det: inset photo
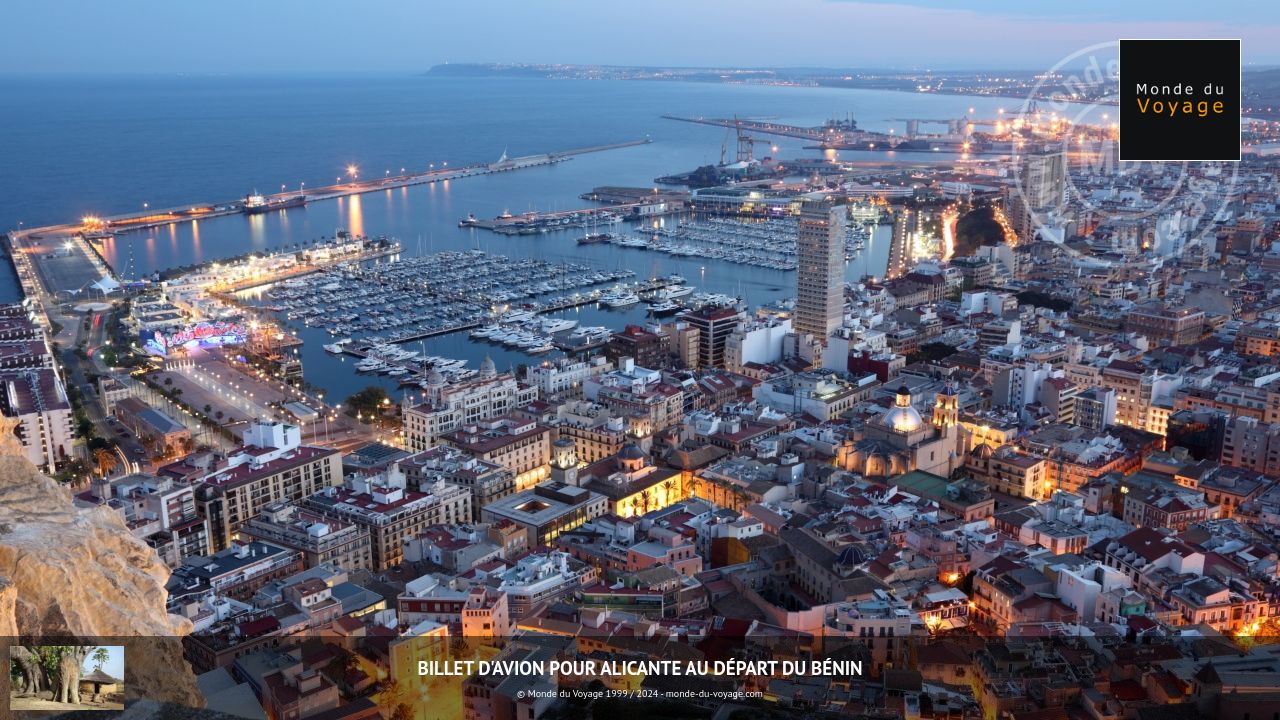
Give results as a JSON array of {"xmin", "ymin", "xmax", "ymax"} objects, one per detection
[{"xmin": 9, "ymin": 645, "xmax": 125, "ymax": 714}]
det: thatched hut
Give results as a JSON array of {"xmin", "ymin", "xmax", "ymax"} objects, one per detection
[{"xmin": 78, "ymin": 668, "xmax": 122, "ymax": 701}]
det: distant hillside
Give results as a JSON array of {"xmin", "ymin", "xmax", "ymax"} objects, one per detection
[
  {"xmin": 1245, "ymin": 67, "xmax": 1280, "ymax": 118},
  {"xmin": 426, "ymin": 63, "xmax": 558, "ymax": 78}
]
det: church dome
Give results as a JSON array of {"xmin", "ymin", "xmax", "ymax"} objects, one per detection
[
  {"xmin": 619, "ymin": 443, "xmax": 647, "ymax": 460},
  {"xmin": 837, "ymin": 545, "xmax": 866, "ymax": 566},
  {"xmin": 427, "ymin": 368, "xmax": 445, "ymax": 386},
  {"xmin": 881, "ymin": 405, "xmax": 923, "ymax": 432},
  {"xmin": 882, "ymin": 387, "xmax": 924, "ymax": 433},
  {"xmin": 480, "ymin": 355, "xmax": 497, "ymax": 378}
]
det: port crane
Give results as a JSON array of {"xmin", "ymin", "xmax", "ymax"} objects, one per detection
[{"xmin": 718, "ymin": 116, "xmax": 755, "ymax": 166}]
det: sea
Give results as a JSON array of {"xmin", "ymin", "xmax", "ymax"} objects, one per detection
[{"xmin": 0, "ymin": 74, "xmax": 1078, "ymax": 400}]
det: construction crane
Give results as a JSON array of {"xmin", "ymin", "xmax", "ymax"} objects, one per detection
[{"xmin": 735, "ymin": 116, "xmax": 754, "ymax": 164}]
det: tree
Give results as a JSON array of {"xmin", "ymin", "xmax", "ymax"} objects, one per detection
[
  {"xmin": 389, "ymin": 704, "xmax": 413, "ymax": 720},
  {"xmin": 215, "ymin": 410, "xmax": 224, "ymax": 421},
  {"xmin": 163, "ymin": 377, "xmax": 173, "ymax": 387},
  {"xmin": 19, "ymin": 646, "xmax": 90, "ymax": 704},
  {"xmin": 377, "ymin": 678, "xmax": 407, "ymax": 710},
  {"xmin": 203, "ymin": 404, "xmax": 213, "ymax": 415},
  {"xmin": 90, "ymin": 647, "xmax": 110, "ymax": 671},
  {"xmin": 93, "ymin": 447, "xmax": 118, "ymax": 478},
  {"xmin": 344, "ymin": 385, "xmax": 391, "ymax": 420}
]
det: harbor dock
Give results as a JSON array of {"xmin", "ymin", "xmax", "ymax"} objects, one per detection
[{"xmin": 7, "ymin": 138, "xmax": 654, "ymax": 301}]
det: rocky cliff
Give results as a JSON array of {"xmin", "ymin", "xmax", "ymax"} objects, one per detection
[{"xmin": 0, "ymin": 416, "xmax": 203, "ymax": 710}]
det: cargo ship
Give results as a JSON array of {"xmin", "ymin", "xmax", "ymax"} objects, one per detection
[{"xmin": 243, "ymin": 192, "xmax": 307, "ymax": 214}]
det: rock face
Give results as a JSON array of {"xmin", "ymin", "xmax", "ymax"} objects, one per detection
[{"xmin": 0, "ymin": 416, "xmax": 203, "ymax": 709}]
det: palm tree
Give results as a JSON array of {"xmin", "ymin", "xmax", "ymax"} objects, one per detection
[
  {"xmin": 664, "ymin": 479, "xmax": 679, "ymax": 504},
  {"xmin": 93, "ymin": 447, "xmax": 118, "ymax": 478}
]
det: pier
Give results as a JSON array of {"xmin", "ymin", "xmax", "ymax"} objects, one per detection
[
  {"xmin": 89, "ymin": 138, "xmax": 656, "ymax": 236},
  {"xmin": 464, "ymin": 200, "xmax": 683, "ymax": 235},
  {"xmin": 7, "ymin": 138, "xmax": 654, "ymax": 300}
]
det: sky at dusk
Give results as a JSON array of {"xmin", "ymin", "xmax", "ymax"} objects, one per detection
[{"xmin": 2, "ymin": 0, "xmax": 1278, "ymax": 74}]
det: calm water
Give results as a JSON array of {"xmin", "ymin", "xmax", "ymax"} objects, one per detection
[{"xmin": 0, "ymin": 74, "xmax": 1078, "ymax": 399}]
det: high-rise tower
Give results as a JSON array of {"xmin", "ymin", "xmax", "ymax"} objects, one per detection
[{"xmin": 795, "ymin": 200, "xmax": 845, "ymax": 341}]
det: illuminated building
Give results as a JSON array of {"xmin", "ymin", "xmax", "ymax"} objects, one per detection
[
  {"xmin": 835, "ymin": 384, "xmax": 964, "ymax": 478},
  {"xmin": 402, "ymin": 363, "xmax": 538, "ymax": 451},
  {"xmin": 576, "ymin": 443, "xmax": 684, "ymax": 519},
  {"xmin": 438, "ymin": 416, "xmax": 552, "ymax": 493}
]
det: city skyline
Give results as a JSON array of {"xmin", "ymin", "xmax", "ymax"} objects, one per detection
[{"xmin": 6, "ymin": 6, "xmax": 1280, "ymax": 720}]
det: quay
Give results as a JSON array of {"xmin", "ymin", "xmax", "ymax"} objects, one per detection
[
  {"xmin": 6, "ymin": 138, "xmax": 654, "ymax": 301},
  {"xmin": 82, "ymin": 137, "xmax": 655, "ymax": 237},
  {"xmin": 662, "ymin": 114, "xmax": 839, "ymax": 143},
  {"xmin": 208, "ymin": 242, "xmax": 403, "ymax": 294},
  {"xmin": 464, "ymin": 199, "xmax": 684, "ymax": 235}
]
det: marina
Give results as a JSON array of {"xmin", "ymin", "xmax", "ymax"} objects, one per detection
[
  {"xmin": 256, "ymin": 249, "xmax": 639, "ymax": 344},
  {"xmin": 599, "ymin": 212, "xmax": 880, "ymax": 270},
  {"xmin": 249, "ymin": 248, "xmax": 704, "ymax": 368}
]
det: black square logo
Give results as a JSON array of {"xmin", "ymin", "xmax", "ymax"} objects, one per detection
[{"xmin": 1120, "ymin": 39, "xmax": 1240, "ymax": 161}]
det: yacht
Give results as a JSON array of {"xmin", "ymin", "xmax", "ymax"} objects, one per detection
[
  {"xmin": 651, "ymin": 285, "xmax": 694, "ymax": 301},
  {"xmin": 648, "ymin": 300, "xmax": 681, "ymax": 316},
  {"xmin": 539, "ymin": 317, "xmax": 578, "ymax": 333},
  {"xmin": 602, "ymin": 292, "xmax": 640, "ymax": 308}
]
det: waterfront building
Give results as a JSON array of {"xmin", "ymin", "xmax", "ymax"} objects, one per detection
[
  {"xmin": 794, "ymin": 200, "xmax": 845, "ymax": 341},
  {"xmin": 114, "ymin": 396, "xmax": 191, "ymax": 457},
  {"xmin": 524, "ymin": 355, "xmax": 613, "ymax": 399},
  {"xmin": 679, "ymin": 305, "xmax": 744, "ymax": 370},
  {"xmin": 605, "ymin": 324, "xmax": 670, "ymax": 370},
  {"xmin": 402, "ymin": 364, "xmax": 538, "ymax": 451}
]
